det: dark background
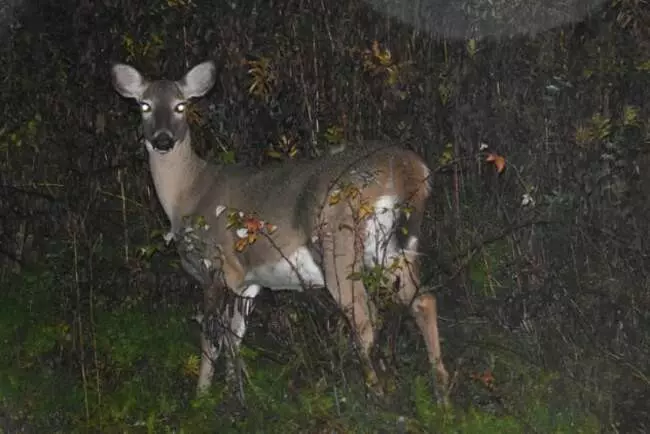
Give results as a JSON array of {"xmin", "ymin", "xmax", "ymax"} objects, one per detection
[{"xmin": 0, "ymin": 0, "xmax": 648, "ymax": 431}]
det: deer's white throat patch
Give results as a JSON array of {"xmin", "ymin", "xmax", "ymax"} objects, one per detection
[{"xmin": 243, "ymin": 246, "xmax": 325, "ymax": 291}]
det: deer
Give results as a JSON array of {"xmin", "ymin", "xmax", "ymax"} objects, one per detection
[{"xmin": 111, "ymin": 60, "xmax": 449, "ymax": 403}]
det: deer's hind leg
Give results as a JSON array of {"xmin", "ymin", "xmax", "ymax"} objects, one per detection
[
  {"xmin": 364, "ymin": 193, "xmax": 449, "ymax": 402},
  {"xmin": 392, "ymin": 238, "xmax": 449, "ymax": 403},
  {"xmin": 320, "ymin": 215, "xmax": 382, "ymax": 395}
]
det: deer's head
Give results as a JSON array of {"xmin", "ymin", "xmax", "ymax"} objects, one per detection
[{"xmin": 111, "ymin": 61, "xmax": 216, "ymax": 153}]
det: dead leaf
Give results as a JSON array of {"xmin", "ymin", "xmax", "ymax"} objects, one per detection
[
  {"xmin": 328, "ymin": 191, "xmax": 341, "ymax": 205},
  {"xmin": 357, "ymin": 202, "xmax": 374, "ymax": 220},
  {"xmin": 471, "ymin": 368, "xmax": 495, "ymax": 389},
  {"xmin": 235, "ymin": 238, "xmax": 248, "ymax": 252},
  {"xmin": 486, "ymin": 153, "xmax": 506, "ymax": 173},
  {"xmin": 244, "ymin": 217, "xmax": 262, "ymax": 232}
]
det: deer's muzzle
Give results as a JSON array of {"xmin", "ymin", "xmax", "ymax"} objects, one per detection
[{"xmin": 151, "ymin": 132, "xmax": 174, "ymax": 152}]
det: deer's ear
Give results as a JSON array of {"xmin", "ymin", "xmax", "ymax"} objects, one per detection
[
  {"xmin": 178, "ymin": 61, "xmax": 216, "ymax": 99},
  {"xmin": 111, "ymin": 63, "xmax": 147, "ymax": 100}
]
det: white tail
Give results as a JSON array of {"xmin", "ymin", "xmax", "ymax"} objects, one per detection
[{"xmin": 111, "ymin": 60, "xmax": 449, "ymax": 402}]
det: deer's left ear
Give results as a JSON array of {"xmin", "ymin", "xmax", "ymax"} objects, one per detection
[
  {"xmin": 178, "ymin": 61, "xmax": 216, "ymax": 99},
  {"xmin": 111, "ymin": 63, "xmax": 148, "ymax": 100}
]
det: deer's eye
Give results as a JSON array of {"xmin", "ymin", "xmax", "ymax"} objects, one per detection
[
  {"xmin": 140, "ymin": 102, "xmax": 152, "ymax": 113},
  {"xmin": 174, "ymin": 103, "xmax": 187, "ymax": 113}
]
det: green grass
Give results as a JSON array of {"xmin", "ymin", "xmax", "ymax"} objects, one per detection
[{"xmin": 0, "ymin": 267, "xmax": 600, "ymax": 433}]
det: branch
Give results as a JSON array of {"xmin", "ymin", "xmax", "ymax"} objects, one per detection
[{"xmin": 422, "ymin": 218, "xmax": 567, "ymax": 292}]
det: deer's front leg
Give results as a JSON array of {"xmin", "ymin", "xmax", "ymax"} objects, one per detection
[
  {"xmin": 219, "ymin": 284, "xmax": 260, "ymax": 402},
  {"xmin": 197, "ymin": 281, "xmax": 221, "ymax": 397},
  {"xmin": 197, "ymin": 333, "xmax": 218, "ymax": 395},
  {"xmin": 196, "ymin": 282, "xmax": 261, "ymax": 399}
]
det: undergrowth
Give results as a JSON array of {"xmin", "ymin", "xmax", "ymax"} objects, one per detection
[{"xmin": 0, "ymin": 267, "xmax": 600, "ymax": 433}]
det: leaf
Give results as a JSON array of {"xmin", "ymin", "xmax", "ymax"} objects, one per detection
[
  {"xmin": 485, "ymin": 153, "xmax": 506, "ymax": 173},
  {"xmin": 183, "ymin": 354, "xmax": 200, "ymax": 377},
  {"xmin": 358, "ymin": 202, "xmax": 374, "ymax": 220},
  {"xmin": 343, "ymin": 185, "xmax": 360, "ymax": 200},
  {"xmin": 325, "ymin": 126, "xmax": 344, "ymax": 144},
  {"xmin": 215, "ymin": 205, "xmax": 227, "ymax": 218},
  {"xmin": 347, "ymin": 272, "xmax": 364, "ymax": 281},
  {"xmin": 467, "ymin": 38, "xmax": 477, "ymax": 57},
  {"xmin": 471, "ymin": 369, "xmax": 495, "ymax": 389},
  {"xmin": 235, "ymin": 238, "xmax": 248, "ymax": 252},
  {"xmin": 328, "ymin": 190, "xmax": 341, "ymax": 205},
  {"xmin": 623, "ymin": 105, "xmax": 639, "ymax": 126},
  {"xmin": 591, "ymin": 113, "xmax": 611, "ymax": 139},
  {"xmin": 244, "ymin": 217, "xmax": 264, "ymax": 232},
  {"xmin": 575, "ymin": 125, "xmax": 594, "ymax": 146},
  {"xmin": 438, "ymin": 81, "xmax": 452, "ymax": 105},
  {"xmin": 163, "ymin": 232, "xmax": 175, "ymax": 245},
  {"xmin": 439, "ymin": 142, "xmax": 453, "ymax": 165},
  {"xmin": 194, "ymin": 215, "xmax": 207, "ymax": 226},
  {"xmin": 521, "ymin": 193, "xmax": 535, "ymax": 207},
  {"xmin": 219, "ymin": 150, "xmax": 236, "ymax": 164},
  {"xmin": 636, "ymin": 59, "xmax": 650, "ymax": 71}
]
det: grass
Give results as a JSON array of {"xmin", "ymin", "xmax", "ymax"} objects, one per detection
[{"xmin": 0, "ymin": 266, "xmax": 601, "ymax": 433}]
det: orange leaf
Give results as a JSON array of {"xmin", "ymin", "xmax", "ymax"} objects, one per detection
[
  {"xmin": 480, "ymin": 369, "xmax": 494, "ymax": 386},
  {"xmin": 486, "ymin": 153, "xmax": 506, "ymax": 173},
  {"xmin": 235, "ymin": 238, "xmax": 248, "ymax": 252},
  {"xmin": 244, "ymin": 217, "xmax": 263, "ymax": 232},
  {"xmin": 471, "ymin": 369, "xmax": 495, "ymax": 388}
]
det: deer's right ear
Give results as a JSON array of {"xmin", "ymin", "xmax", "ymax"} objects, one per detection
[{"xmin": 111, "ymin": 63, "xmax": 147, "ymax": 100}]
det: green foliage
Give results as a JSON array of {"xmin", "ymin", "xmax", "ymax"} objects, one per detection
[
  {"xmin": 0, "ymin": 112, "xmax": 42, "ymax": 153},
  {"xmin": 0, "ymin": 269, "xmax": 82, "ymax": 430},
  {"xmin": 0, "ymin": 267, "xmax": 602, "ymax": 431},
  {"xmin": 218, "ymin": 149, "xmax": 237, "ymax": 164},
  {"xmin": 467, "ymin": 240, "xmax": 510, "ymax": 297}
]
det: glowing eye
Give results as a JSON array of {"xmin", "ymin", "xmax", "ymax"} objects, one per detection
[
  {"xmin": 140, "ymin": 102, "xmax": 152, "ymax": 113},
  {"xmin": 174, "ymin": 103, "xmax": 187, "ymax": 113}
]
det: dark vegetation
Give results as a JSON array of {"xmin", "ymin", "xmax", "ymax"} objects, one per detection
[{"xmin": 1, "ymin": 0, "xmax": 649, "ymax": 431}]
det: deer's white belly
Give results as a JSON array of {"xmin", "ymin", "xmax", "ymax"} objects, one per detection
[{"xmin": 243, "ymin": 246, "xmax": 325, "ymax": 291}]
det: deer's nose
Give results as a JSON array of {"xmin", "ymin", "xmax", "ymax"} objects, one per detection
[{"xmin": 152, "ymin": 132, "xmax": 174, "ymax": 151}]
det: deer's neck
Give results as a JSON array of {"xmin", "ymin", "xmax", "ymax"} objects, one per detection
[{"xmin": 147, "ymin": 135, "xmax": 210, "ymax": 231}]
